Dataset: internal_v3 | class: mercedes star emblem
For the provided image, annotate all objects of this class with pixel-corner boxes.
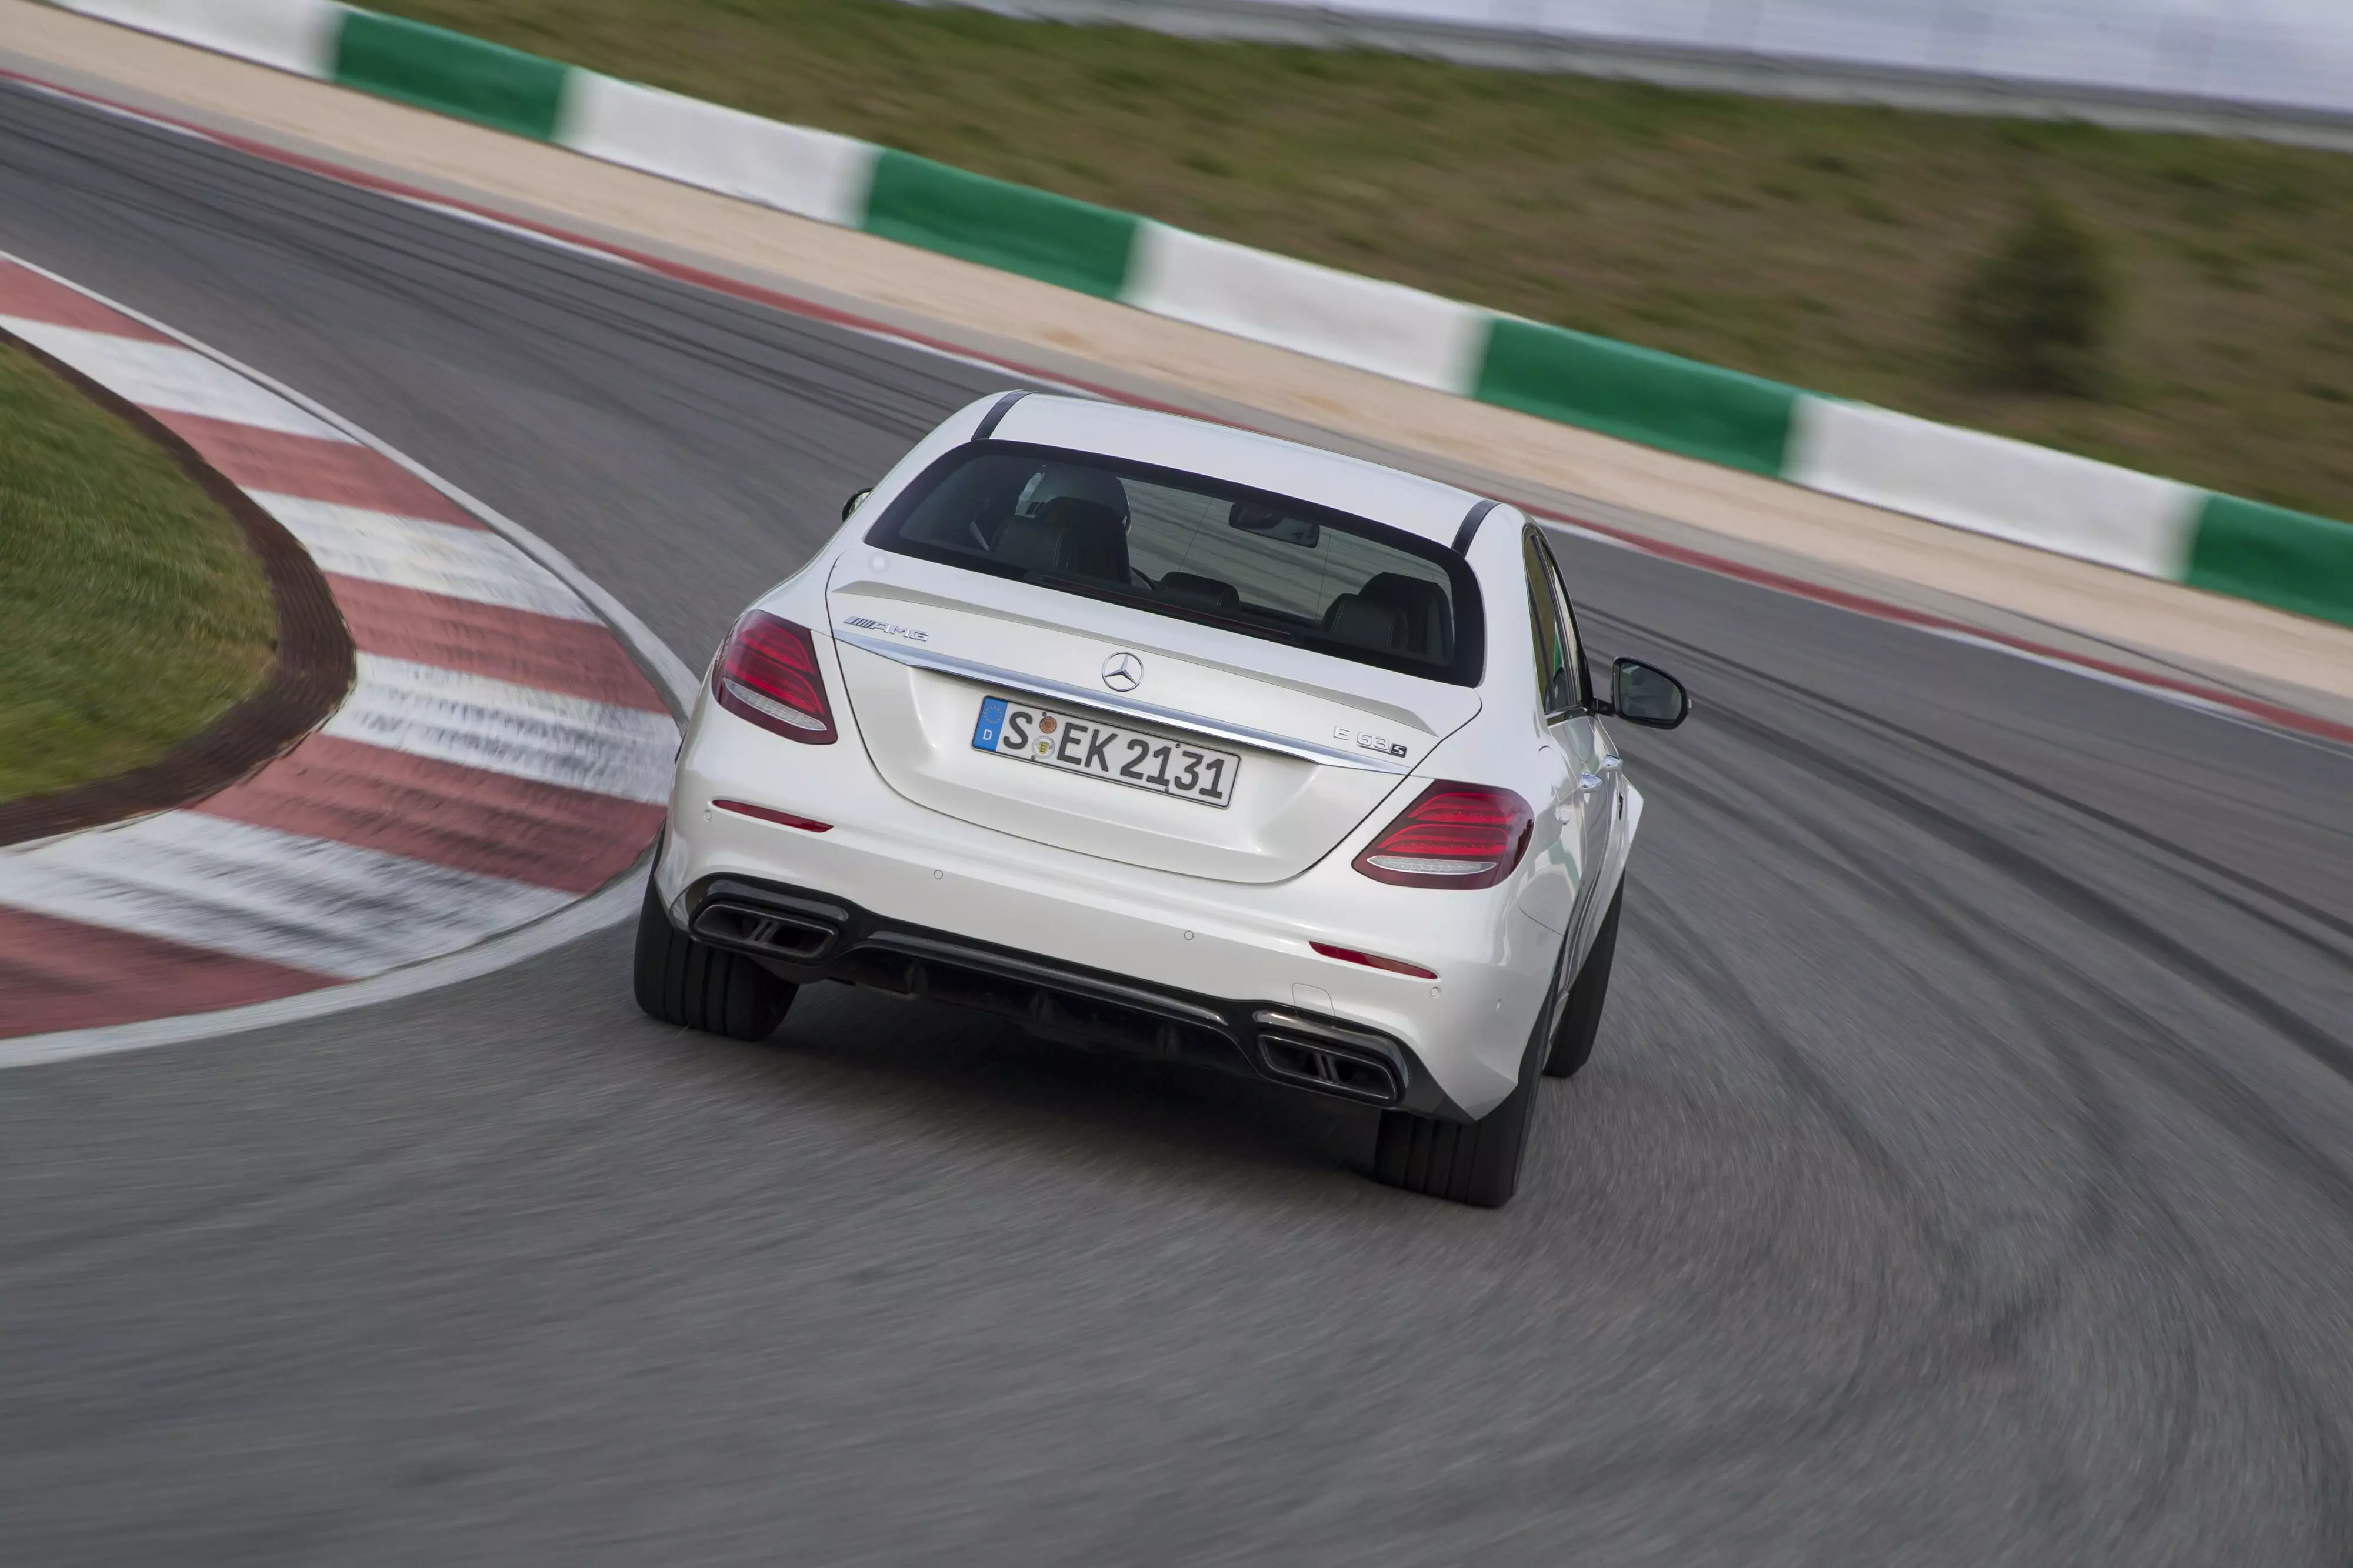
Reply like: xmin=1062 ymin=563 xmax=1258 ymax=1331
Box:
xmin=1101 ymin=652 xmax=1144 ymax=692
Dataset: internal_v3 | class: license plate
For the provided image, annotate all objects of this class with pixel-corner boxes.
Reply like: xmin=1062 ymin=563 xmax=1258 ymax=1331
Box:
xmin=971 ymin=696 xmax=1239 ymax=808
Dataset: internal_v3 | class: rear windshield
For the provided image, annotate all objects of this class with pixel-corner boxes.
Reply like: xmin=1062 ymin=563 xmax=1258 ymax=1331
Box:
xmin=864 ymin=443 xmax=1484 ymax=686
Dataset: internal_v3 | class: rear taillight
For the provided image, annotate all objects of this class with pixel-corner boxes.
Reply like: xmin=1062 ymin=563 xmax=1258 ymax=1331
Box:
xmin=714 ymin=610 xmax=836 ymax=744
xmin=1352 ymin=782 xmax=1532 ymax=890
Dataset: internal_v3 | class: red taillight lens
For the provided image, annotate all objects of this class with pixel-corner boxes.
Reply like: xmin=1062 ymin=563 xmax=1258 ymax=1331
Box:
xmin=1352 ymin=782 xmax=1533 ymax=890
xmin=714 ymin=799 xmax=831 ymax=832
xmin=714 ymin=610 xmax=835 ymax=744
xmin=1311 ymin=942 xmax=1438 ymax=980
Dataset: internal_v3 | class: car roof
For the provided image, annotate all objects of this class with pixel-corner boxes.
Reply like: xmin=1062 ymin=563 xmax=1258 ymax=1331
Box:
xmin=989 ymin=394 xmax=1489 ymax=547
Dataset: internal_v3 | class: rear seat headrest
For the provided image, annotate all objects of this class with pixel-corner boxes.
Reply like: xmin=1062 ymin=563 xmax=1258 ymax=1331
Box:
xmin=1322 ymin=592 xmax=1404 ymax=653
xmin=1357 ymin=572 xmax=1452 ymax=659
xmin=1036 ymin=496 xmax=1129 ymax=582
xmin=994 ymin=511 xmax=1064 ymax=572
xmin=1156 ymin=572 xmax=1242 ymax=615
xmin=995 ymin=497 xmax=1131 ymax=582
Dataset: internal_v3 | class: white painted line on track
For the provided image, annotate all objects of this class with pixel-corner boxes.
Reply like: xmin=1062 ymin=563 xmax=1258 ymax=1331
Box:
xmin=0 ymin=316 xmax=352 ymax=438
xmin=386 ymin=191 xmax=654 ymax=266
xmin=364 ymin=192 xmax=1112 ymax=401
xmin=1912 ymin=626 xmax=2350 ymax=756
xmin=1535 ymin=514 xmax=2353 ymax=756
xmin=324 ymin=654 xmax=679 ymax=803
xmin=255 ymin=493 xmax=602 ymax=621
xmin=1 ymin=71 xmax=224 ymax=141
xmin=0 ymin=813 xmax=573 ymax=979
xmin=0 ymin=855 xmax=647 ymax=1069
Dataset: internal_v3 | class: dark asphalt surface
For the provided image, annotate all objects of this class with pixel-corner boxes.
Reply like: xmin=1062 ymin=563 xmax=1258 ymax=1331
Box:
xmin=6 ymin=84 xmax=2352 ymax=1566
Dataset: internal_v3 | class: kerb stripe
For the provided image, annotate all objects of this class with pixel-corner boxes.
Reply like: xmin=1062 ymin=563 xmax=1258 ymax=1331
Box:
xmin=256 ymin=495 xmax=598 ymax=621
xmin=0 ymin=260 xmax=171 ymax=339
xmin=154 ymin=412 xmax=485 ymax=528
xmin=0 ymin=242 xmax=683 ymax=1047
xmin=0 ymin=813 xmax=573 ymax=979
xmin=324 ymin=654 xmax=678 ymax=803
xmin=196 ymin=734 xmax=665 ymax=893
xmin=329 ymin=575 xmax=669 ymax=710
xmin=0 ymin=319 xmax=353 ymax=438
xmin=0 ymin=907 xmax=329 ymax=1040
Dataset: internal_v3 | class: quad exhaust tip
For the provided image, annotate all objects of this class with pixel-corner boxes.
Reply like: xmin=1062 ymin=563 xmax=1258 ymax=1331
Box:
xmin=692 ymin=899 xmax=842 ymax=963
xmin=1251 ymin=1012 xmax=1405 ymax=1105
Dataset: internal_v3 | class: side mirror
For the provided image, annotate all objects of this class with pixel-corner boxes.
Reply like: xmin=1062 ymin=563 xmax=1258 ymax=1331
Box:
xmin=842 ymin=487 xmax=874 ymax=521
xmin=1605 ymin=658 xmax=1688 ymax=729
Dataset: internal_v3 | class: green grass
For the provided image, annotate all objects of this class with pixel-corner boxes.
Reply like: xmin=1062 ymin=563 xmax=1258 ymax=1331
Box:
xmin=0 ymin=342 xmax=276 ymax=802
xmin=380 ymin=0 xmax=2353 ymax=520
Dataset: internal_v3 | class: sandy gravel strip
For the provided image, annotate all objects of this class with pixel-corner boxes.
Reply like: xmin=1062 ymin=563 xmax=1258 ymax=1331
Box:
xmin=0 ymin=252 xmax=678 ymax=1039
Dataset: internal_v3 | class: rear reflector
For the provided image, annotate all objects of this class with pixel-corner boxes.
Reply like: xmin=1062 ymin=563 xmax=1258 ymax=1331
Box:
xmin=1310 ymin=941 xmax=1438 ymax=980
xmin=714 ymin=799 xmax=832 ymax=833
xmin=715 ymin=610 xmax=836 ymax=744
xmin=1352 ymin=781 xmax=1532 ymax=890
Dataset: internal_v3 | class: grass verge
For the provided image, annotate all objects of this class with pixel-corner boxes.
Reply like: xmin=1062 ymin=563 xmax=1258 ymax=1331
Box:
xmin=381 ymin=0 xmax=2353 ymax=519
xmin=0 ymin=341 xmax=276 ymax=803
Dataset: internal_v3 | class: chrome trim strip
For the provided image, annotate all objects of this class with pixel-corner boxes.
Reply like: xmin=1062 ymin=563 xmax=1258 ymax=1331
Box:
xmin=832 ymin=630 xmax=1414 ymax=773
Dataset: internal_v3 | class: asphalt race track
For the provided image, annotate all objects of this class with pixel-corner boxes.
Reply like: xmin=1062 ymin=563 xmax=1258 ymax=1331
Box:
xmin=5 ymin=83 xmax=2351 ymax=1566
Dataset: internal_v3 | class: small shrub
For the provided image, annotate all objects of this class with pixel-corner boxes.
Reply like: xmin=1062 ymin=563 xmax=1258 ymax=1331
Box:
xmin=1950 ymin=196 xmax=2118 ymax=395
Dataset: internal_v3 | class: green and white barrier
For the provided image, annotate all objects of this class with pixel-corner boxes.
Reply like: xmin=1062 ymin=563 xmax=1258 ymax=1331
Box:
xmin=62 ymin=0 xmax=2353 ymax=628
xmin=561 ymin=74 xmax=876 ymax=226
xmin=1786 ymin=399 xmax=2204 ymax=578
xmin=1124 ymin=226 xmax=1488 ymax=392
xmin=1475 ymin=318 xmax=1798 ymax=476
xmin=2187 ymin=494 xmax=2353 ymax=626
xmin=69 ymin=0 xmax=342 ymax=73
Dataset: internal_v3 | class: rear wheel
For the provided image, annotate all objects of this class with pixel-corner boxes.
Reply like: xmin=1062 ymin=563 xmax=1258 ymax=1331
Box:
xmin=1371 ymin=1085 xmax=1535 ymax=1209
xmin=1544 ymin=883 xmax=1622 ymax=1079
xmin=633 ymin=878 xmax=798 ymax=1041
xmin=1370 ymin=943 xmax=1559 ymax=1209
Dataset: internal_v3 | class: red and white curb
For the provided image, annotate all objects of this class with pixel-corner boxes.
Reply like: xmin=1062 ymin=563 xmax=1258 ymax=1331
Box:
xmin=0 ymin=253 xmax=684 ymax=1049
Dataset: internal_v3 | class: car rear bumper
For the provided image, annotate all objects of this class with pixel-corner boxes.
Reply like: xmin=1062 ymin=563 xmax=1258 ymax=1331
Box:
xmin=657 ymin=696 xmax=1565 ymax=1118
xmin=675 ymin=872 xmax=1473 ymax=1119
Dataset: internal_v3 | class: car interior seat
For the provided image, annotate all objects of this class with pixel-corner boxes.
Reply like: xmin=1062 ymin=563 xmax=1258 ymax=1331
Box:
xmin=1321 ymin=592 xmax=1405 ymax=653
xmin=996 ymin=496 xmax=1131 ymax=583
xmin=1155 ymin=572 xmax=1242 ymax=616
xmin=1357 ymin=572 xmax=1452 ymax=660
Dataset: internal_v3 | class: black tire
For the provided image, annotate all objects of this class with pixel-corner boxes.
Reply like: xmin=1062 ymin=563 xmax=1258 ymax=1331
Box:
xmin=632 ymin=879 xmax=797 ymax=1041
xmin=1369 ymin=941 xmax=1559 ymax=1209
xmin=1544 ymin=882 xmax=1622 ymax=1079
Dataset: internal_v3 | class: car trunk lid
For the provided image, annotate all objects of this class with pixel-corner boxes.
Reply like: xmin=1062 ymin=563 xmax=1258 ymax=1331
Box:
xmin=825 ymin=553 xmax=1479 ymax=883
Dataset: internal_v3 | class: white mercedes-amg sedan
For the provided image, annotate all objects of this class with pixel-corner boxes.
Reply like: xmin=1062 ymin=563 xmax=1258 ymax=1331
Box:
xmin=636 ymin=392 xmax=1688 ymax=1206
